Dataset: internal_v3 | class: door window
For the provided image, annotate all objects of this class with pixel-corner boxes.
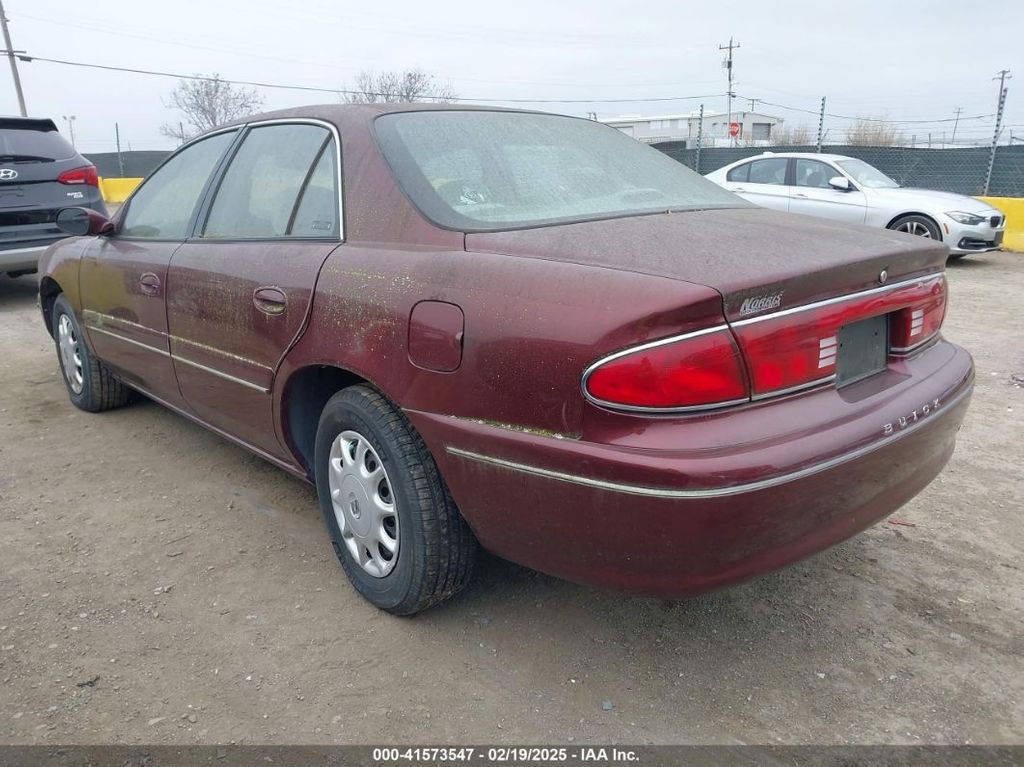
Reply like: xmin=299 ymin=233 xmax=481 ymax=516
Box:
xmin=289 ymin=141 xmax=340 ymax=238
xmin=726 ymin=163 xmax=750 ymax=182
xmin=747 ymin=158 xmax=788 ymax=185
xmin=202 ymin=124 xmax=336 ymax=239
xmin=120 ymin=131 xmax=236 ymax=239
xmin=795 ymin=159 xmax=837 ymax=189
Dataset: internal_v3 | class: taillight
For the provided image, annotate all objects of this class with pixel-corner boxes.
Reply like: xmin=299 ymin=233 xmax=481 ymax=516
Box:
xmin=732 ymin=274 xmax=946 ymax=397
xmin=57 ymin=165 xmax=99 ymax=187
xmin=583 ymin=327 xmax=749 ymax=411
xmin=890 ymin=279 xmax=946 ymax=353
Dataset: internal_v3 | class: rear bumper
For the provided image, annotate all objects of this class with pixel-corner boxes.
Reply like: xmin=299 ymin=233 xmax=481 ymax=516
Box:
xmin=0 ymin=244 xmax=48 ymax=272
xmin=408 ymin=341 xmax=974 ymax=596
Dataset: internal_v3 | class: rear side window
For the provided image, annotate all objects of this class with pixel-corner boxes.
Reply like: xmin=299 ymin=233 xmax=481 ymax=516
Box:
xmin=203 ymin=124 xmax=337 ymax=239
xmin=747 ymin=158 xmax=788 ymax=185
xmin=726 ymin=163 xmax=749 ymax=182
xmin=290 ymin=142 xmax=340 ymax=237
xmin=0 ymin=125 xmax=76 ymax=161
xmin=121 ymin=131 xmax=236 ymax=239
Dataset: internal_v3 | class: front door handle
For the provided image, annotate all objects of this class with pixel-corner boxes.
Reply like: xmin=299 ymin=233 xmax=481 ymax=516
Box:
xmin=253 ymin=286 xmax=287 ymax=316
xmin=794 ymin=193 xmax=809 ymax=198
xmin=732 ymin=186 xmax=747 ymax=192
xmin=139 ymin=272 xmax=161 ymax=297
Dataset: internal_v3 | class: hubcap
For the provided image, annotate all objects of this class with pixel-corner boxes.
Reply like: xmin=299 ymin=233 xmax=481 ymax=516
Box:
xmin=57 ymin=314 xmax=84 ymax=394
xmin=896 ymin=220 xmax=932 ymax=238
xmin=327 ymin=430 xmax=399 ymax=578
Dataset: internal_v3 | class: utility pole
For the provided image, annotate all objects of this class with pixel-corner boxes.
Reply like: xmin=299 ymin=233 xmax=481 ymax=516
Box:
xmin=115 ymin=122 xmax=125 ymax=177
xmin=747 ymin=97 xmax=759 ymax=111
xmin=0 ymin=0 xmax=26 ymax=117
xmin=62 ymin=115 xmax=76 ymax=148
xmin=983 ymin=69 xmax=1011 ymax=195
xmin=718 ymin=38 xmax=739 ymax=147
xmin=816 ymin=97 xmax=826 ymax=153
xmin=951 ymin=106 xmax=963 ymax=144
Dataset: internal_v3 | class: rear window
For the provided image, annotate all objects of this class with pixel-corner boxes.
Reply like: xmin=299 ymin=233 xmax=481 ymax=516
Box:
xmin=375 ymin=111 xmax=746 ymax=231
xmin=0 ymin=125 xmax=76 ymax=161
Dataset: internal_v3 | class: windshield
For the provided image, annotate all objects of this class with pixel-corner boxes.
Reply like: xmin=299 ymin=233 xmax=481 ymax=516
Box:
xmin=375 ymin=110 xmax=747 ymax=231
xmin=835 ymin=158 xmax=900 ymax=189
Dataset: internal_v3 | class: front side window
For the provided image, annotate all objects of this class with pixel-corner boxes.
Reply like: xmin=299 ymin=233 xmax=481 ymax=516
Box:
xmin=375 ymin=111 xmax=745 ymax=232
xmin=120 ymin=131 xmax=236 ymax=239
xmin=747 ymin=158 xmax=788 ymax=185
xmin=203 ymin=124 xmax=337 ymax=239
xmin=836 ymin=158 xmax=899 ymax=189
xmin=794 ymin=159 xmax=836 ymax=189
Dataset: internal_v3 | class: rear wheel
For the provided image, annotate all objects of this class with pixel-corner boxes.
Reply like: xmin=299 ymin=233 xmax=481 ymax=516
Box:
xmin=51 ymin=295 xmax=131 ymax=412
xmin=889 ymin=214 xmax=941 ymax=240
xmin=314 ymin=385 xmax=477 ymax=615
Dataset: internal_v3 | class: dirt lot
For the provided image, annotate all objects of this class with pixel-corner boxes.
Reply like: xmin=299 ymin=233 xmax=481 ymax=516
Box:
xmin=0 ymin=252 xmax=1022 ymax=746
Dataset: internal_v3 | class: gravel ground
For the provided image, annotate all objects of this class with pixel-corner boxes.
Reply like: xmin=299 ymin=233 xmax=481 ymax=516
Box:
xmin=0 ymin=251 xmax=1021 ymax=746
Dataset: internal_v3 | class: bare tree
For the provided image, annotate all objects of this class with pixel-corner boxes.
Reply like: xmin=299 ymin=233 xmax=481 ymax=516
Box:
xmin=845 ymin=118 xmax=906 ymax=147
xmin=768 ymin=124 xmax=812 ymax=146
xmin=343 ymin=69 xmax=457 ymax=104
xmin=161 ymin=75 xmax=264 ymax=143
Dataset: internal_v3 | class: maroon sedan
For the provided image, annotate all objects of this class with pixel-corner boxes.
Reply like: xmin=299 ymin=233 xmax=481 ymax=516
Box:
xmin=39 ymin=105 xmax=973 ymax=614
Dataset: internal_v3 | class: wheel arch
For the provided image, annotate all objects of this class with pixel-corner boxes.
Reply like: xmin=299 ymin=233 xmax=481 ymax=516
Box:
xmin=39 ymin=276 xmax=63 ymax=338
xmin=886 ymin=211 xmax=943 ymax=240
xmin=279 ymin=363 xmax=372 ymax=479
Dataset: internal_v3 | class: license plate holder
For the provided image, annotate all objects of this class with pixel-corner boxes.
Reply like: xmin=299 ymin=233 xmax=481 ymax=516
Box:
xmin=836 ymin=314 xmax=888 ymax=387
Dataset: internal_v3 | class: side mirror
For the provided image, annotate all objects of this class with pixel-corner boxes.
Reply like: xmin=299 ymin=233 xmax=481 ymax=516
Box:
xmin=56 ymin=207 xmax=115 ymax=237
xmin=828 ymin=176 xmax=852 ymax=192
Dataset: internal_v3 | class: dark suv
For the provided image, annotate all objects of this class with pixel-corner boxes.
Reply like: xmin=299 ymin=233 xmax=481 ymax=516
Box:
xmin=1 ymin=116 xmax=107 ymax=277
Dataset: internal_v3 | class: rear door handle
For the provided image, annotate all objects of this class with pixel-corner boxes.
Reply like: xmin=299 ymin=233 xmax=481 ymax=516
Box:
xmin=732 ymin=187 xmax=746 ymax=192
xmin=253 ymin=286 xmax=287 ymax=315
xmin=139 ymin=272 xmax=161 ymax=297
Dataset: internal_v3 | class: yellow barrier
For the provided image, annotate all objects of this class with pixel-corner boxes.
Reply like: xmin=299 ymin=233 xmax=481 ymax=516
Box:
xmin=978 ymin=197 xmax=1024 ymax=253
xmin=98 ymin=177 xmax=143 ymax=205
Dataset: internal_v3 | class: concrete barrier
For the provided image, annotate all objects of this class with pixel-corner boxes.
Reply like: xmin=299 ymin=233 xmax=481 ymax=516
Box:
xmin=98 ymin=177 xmax=143 ymax=205
xmin=979 ymin=197 xmax=1024 ymax=253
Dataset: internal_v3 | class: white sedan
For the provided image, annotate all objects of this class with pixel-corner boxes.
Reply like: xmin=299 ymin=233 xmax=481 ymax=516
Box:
xmin=705 ymin=152 xmax=1006 ymax=258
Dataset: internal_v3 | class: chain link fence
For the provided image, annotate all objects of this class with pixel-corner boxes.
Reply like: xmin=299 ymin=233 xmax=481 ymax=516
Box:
xmin=87 ymin=142 xmax=1024 ymax=198
xmin=654 ymin=142 xmax=1024 ymax=197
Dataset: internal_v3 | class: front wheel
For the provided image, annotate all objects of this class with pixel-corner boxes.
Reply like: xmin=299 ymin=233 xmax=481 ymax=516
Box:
xmin=889 ymin=214 xmax=941 ymax=240
xmin=51 ymin=295 xmax=131 ymax=412
xmin=314 ymin=385 xmax=478 ymax=615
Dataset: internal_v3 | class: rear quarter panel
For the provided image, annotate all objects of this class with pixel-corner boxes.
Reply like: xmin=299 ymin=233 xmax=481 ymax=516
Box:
xmin=277 ymin=244 xmax=725 ymax=446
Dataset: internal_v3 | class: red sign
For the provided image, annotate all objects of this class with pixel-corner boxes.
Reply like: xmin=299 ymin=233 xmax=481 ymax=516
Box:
xmin=729 ymin=122 xmax=741 ymax=137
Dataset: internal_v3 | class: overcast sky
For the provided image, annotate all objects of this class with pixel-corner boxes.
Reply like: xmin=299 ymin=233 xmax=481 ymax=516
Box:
xmin=3 ymin=0 xmax=1022 ymax=154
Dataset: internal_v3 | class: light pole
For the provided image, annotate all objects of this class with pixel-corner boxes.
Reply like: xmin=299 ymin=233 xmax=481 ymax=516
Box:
xmin=62 ymin=115 xmax=77 ymax=148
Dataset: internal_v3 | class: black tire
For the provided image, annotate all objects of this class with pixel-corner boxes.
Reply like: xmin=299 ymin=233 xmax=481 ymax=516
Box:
xmin=314 ymin=385 xmax=477 ymax=615
xmin=888 ymin=214 xmax=942 ymax=241
xmin=51 ymin=295 xmax=131 ymax=412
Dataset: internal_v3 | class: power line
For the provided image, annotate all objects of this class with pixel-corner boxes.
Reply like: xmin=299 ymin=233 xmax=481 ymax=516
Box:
xmin=18 ymin=54 xmax=725 ymax=105
xmin=738 ymin=95 xmax=996 ymax=124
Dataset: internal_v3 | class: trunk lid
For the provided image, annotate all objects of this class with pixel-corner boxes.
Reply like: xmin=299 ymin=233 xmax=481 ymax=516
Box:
xmin=465 ymin=207 xmax=948 ymax=321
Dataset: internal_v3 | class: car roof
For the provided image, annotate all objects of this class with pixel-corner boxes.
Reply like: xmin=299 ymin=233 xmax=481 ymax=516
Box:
xmin=730 ymin=152 xmax=852 ymax=162
xmin=0 ymin=116 xmax=59 ymax=132
xmin=218 ymin=102 xmax=548 ymax=131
